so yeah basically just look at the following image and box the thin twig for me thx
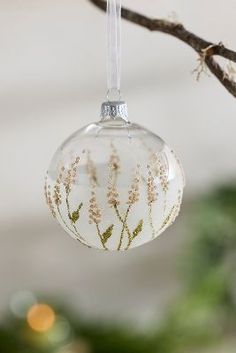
[88,0,236,98]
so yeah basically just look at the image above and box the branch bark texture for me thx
[89,0,236,98]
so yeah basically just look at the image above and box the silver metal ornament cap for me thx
[101,101,129,122]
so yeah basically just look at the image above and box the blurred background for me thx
[1,0,236,352]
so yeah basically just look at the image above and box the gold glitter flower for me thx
[147,165,158,205]
[109,142,121,174]
[107,143,121,208]
[88,190,102,225]
[150,153,169,193]
[53,166,65,206]
[127,164,141,205]
[44,177,56,218]
[107,185,120,207]
[64,157,80,195]
[86,150,98,186]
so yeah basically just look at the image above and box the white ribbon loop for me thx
[107,0,121,100]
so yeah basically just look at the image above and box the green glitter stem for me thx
[148,203,156,239]
[65,194,87,244]
[57,205,88,247]
[96,224,108,251]
[116,205,131,251]
[114,204,132,241]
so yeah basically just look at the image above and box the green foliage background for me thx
[1,185,236,353]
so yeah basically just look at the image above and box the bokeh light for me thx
[27,304,56,333]
[47,316,71,343]
[10,291,37,319]
[58,340,91,353]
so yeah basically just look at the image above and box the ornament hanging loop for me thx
[102,0,127,121]
[106,88,121,102]
[106,0,121,100]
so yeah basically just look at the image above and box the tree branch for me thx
[88,0,236,98]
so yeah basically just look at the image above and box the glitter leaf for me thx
[132,220,143,240]
[102,225,114,244]
[69,203,83,223]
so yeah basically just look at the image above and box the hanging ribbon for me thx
[107,0,121,100]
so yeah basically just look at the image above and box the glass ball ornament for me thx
[45,101,185,251]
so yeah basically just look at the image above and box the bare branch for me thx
[88,0,236,98]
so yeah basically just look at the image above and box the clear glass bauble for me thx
[45,106,185,251]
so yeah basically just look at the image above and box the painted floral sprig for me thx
[147,164,158,239]
[87,151,114,250]
[45,158,88,246]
